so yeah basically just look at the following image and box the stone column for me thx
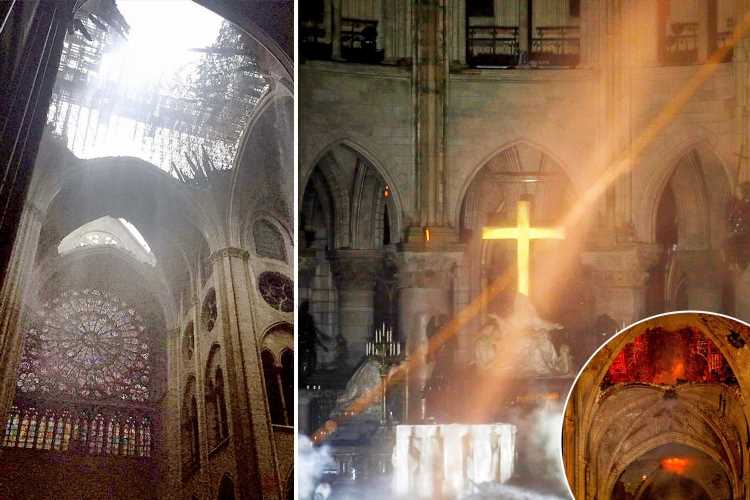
[298,389,315,435]
[383,0,412,63]
[582,243,661,325]
[395,250,460,423]
[211,247,281,500]
[0,203,45,418]
[697,0,710,63]
[446,0,466,67]
[736,0,750,188]
[332,0,343,60]
[382,0,396,62]
[0,1,74,285]
[161,326,183,498]
[409,0,449,242]
[331,249,381,367]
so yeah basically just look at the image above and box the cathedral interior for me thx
[298,0,750,498]
[0,1,293,499]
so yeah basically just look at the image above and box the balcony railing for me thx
[3,403,153,458]
[341,18,384,63]
[530,26,581,67]
[301,20,332,61]
[467,26,520,67]
[663,22,698,65]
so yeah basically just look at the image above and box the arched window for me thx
[205,346,229,448]
[202,288,217,332]
[262,350,286,426]
[261,324,293,426]
[4,289,155,458]
[16,289,151,402]
[253,219,287,261]
[215,367,229,440]
[281,350,293,426]
[182,378,200,470]
[57,216,156,266]
[218,475,236,500]
[183,322,195,361]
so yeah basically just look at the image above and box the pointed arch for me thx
[302,139,404,248]
[638,140,732,245]
[455,138,578,230]
[205,344,229,447]
[182,376,200,470]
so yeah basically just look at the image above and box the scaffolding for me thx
[47,17,269,185]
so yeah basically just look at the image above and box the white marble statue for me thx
[333,357,383,419]
[474,294,573,376]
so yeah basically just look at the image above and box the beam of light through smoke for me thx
[312,8,750,444]
[461,483,566,500]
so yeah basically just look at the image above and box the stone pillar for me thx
[298,389,315,435]
[446,0,466,67]
[410,0,449,242]
[582,243,661,325]
[395,250,459,423]
[0,1,74,285]
[383,0,412,63]
[161,326,183,499]
[211,247,281,500]
[0,203,45,418]
[332,0,343,60]
[331,249,381,367]
[736,0,750,188]
[697,0,710,63]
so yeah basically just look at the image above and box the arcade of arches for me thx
[0,1,293,499]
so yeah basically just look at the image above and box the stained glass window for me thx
[205,348,229,448]
[183,322,195,360]
[202,289,217,332]
[254,220,286,261]
[262,350,285,425]
[257,272,293,313]
[17,288,151,403]
[182,379,199,469]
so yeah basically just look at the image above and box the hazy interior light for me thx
[118,217,152,254]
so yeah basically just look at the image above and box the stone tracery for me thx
[17,288,152,403]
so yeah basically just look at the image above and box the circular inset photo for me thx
[562,311,750,500]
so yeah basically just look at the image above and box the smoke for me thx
[298,434,334,499]
[462,483,565,500]
[518,401,567,492]
[464,401,571,500]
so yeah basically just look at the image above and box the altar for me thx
[393,423,516,499]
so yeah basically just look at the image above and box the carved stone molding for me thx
[210,247,250,262]
[330,249,382,290]
[395,250,461,289]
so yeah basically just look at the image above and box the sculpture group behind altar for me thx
[473,293,573,377]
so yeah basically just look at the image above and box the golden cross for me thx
[482,199,565,296]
